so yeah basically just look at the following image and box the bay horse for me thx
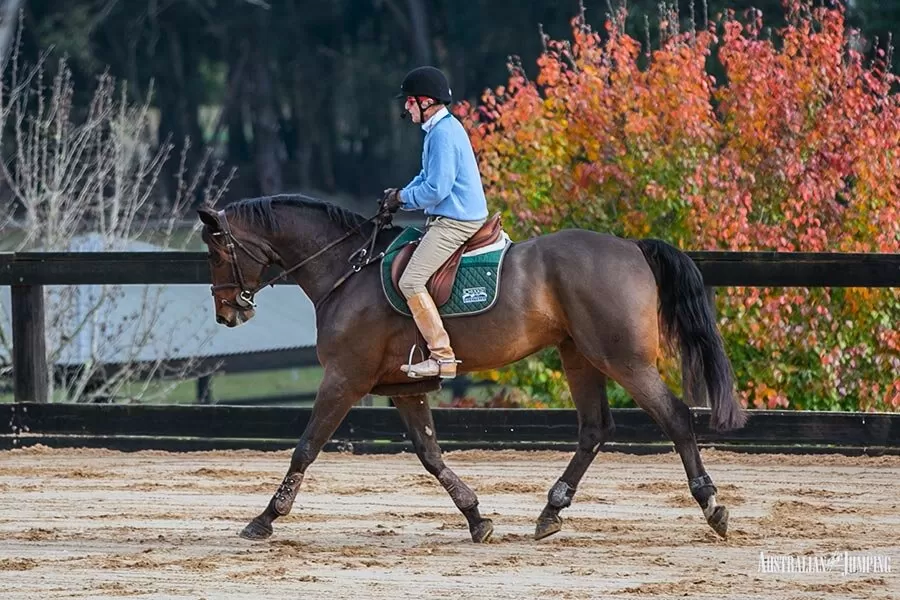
[197,194,746,544]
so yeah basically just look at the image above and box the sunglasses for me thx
[404,96,432,107]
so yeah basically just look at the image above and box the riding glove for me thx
[381,188,402,213]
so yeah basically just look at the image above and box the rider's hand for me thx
[381,188,402,213]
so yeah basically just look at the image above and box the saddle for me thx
[390,213,503,306]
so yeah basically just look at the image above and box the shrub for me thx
[454,1,900,412]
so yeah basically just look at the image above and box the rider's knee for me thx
[399,272,426,299]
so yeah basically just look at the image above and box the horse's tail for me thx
[635,238,747,432]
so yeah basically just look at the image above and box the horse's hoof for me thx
[534,514,562,540]
[239,518,273,541]
[707,505,728,539]
[470,518,494,543]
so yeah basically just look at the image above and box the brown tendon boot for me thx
[402,291,459,379]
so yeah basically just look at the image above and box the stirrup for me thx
[401,344,430,379]
[403,358,460,379]
[401,345,460,379]
[405,344,426,369]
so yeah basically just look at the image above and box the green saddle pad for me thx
[380,226,512,317]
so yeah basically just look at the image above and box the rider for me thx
[382,65,489,379]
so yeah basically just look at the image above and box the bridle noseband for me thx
[208,206,390,312]
[209,211,270,310]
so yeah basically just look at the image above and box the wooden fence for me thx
[3,403,899,455]
[2,250,900,404]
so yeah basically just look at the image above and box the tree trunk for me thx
[246,15,283,195]
[157,26,204,198]
[406,0,431,65]
[290,66,312,189]
[226,50,250,164]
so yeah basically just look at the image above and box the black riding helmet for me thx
[396,66,452,104]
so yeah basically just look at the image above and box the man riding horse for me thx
[382,66,489,380]
[197,65,746,547]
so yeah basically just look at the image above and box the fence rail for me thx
[3,250,900,287]
[2,250,900,405]
[3,404,899,455]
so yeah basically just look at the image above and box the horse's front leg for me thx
[392,394,493,543]
[240,369,366,540]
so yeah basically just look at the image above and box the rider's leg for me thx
[399,216,485,379]
[403,292,456,378]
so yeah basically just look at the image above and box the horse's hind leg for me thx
[392,394,494,543]
[609,363,729,538]
[535,339,615,540]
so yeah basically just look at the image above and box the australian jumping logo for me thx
[758,551,892,575]
[462,286,488,304]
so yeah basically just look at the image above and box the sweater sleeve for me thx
[404,169,425,192]
[400,130,458,210]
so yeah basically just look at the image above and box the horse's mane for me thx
[224,194,368,233]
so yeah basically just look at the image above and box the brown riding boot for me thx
[402,291,459,379]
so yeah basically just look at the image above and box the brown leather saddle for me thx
[390,213,503,306]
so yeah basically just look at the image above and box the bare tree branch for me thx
[0,17,233,404]
[0,0,26,67]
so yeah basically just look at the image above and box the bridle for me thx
[209,204,392,312]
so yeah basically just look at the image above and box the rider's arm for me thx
[404,169,425,192]
[400,129,458,210]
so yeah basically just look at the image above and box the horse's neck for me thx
[268,208,366,306]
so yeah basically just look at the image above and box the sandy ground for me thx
[0,446,898,600]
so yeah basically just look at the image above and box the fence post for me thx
[11,284,48,403]
[197,375,214,404]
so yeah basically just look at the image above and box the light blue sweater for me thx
[399,111,489,221]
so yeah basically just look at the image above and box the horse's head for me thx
[198,206,273,327]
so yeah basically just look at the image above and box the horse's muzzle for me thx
[215,307,254,328]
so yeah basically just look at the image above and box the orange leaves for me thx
[748,381,791,410]
[454,1,900,411]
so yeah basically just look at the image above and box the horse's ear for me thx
[197,206,221,232]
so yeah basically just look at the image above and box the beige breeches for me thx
[398,216,486,299]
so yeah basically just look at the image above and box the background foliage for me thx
[1,0,892,210]
[456,0,900,412]
[1,1,898,409]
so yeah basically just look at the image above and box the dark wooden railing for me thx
[2,250,899,405]
[3,403,898,455]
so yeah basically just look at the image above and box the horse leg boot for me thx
[615,365,729,539]
[392,394,493,542]
[535,340,614,540]
[401,291,459,379]
[240,372,365,541]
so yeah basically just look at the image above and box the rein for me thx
[210,206,391,312]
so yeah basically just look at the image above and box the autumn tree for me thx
[456,0,900,412]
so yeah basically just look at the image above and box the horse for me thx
[197,193,747,544]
